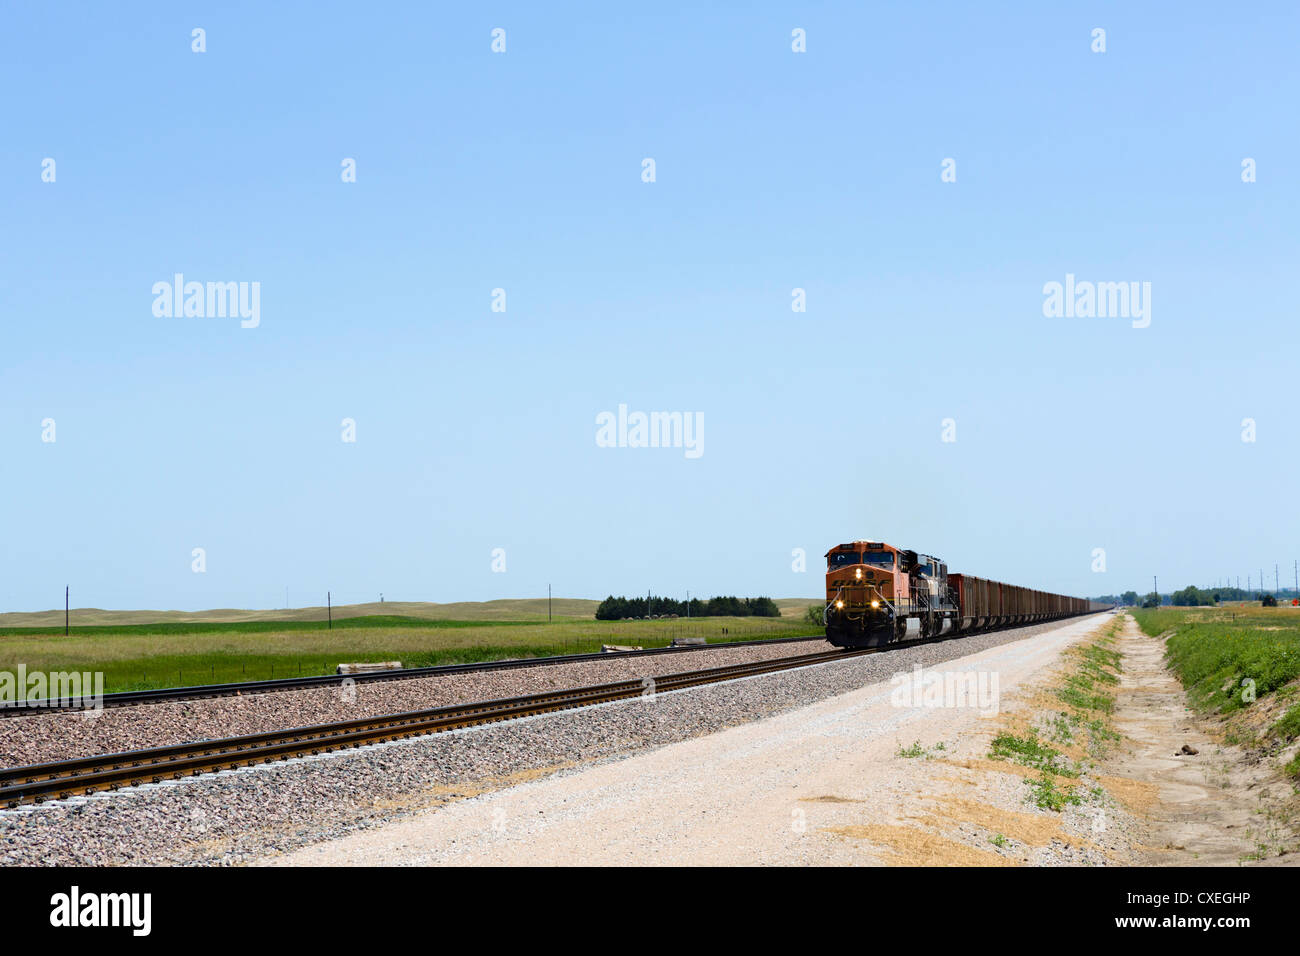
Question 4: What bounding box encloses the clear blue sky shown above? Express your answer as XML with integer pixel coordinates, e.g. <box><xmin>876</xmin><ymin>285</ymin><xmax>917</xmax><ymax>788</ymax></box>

<box><xmin>3</xmin><ymin>2</ymin><xmax>1297</xmax><ymax>612</ymax></box>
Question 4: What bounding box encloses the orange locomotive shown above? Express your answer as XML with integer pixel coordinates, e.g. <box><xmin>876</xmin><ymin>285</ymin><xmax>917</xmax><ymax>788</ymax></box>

<box><xmin>823</xmin><ymin>540</ymin><xmax>1104</xmax><ymax>648</ymax></box>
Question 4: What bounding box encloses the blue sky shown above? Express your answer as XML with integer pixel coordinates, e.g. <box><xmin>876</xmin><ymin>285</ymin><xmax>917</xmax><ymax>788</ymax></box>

<box><xmin>3</xmin><ymin>2</ymin><xmax>1298</xmax><ymax>612</ymax></box>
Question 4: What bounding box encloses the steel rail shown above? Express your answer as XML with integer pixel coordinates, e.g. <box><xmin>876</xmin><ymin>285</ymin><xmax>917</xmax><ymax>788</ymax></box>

<box><xmin>0</xmin><ymin>646</ymin><xmax>870</xmax><ymax>806</ymax></box>
<box><xmin>0</xmin><ymin>632</ymin><xmax>827</xmax><ymax>717</ymax></box>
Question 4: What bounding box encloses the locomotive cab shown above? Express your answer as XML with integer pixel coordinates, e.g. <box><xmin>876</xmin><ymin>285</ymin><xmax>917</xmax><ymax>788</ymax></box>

<box><xmin>824</xmin><ymin>541</ymin><xmax>958</xmax><ymax>648</ymax></box>
<box><xmin>824</xmin><ymin>541</ymin><xmax>905</xmax><ymax>647</ymax></box>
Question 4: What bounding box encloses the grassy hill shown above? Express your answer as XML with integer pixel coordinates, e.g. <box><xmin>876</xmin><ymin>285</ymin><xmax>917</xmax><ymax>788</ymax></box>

<box><xmin>775</xmin><ymin>598</ymin><xmax>821</xmax><ymax>618</ymax></box>
<box><xmin>0</xmin><ymin>596</ymin><xmax>824</xmax><ymax>629</ymax></box>
<box><xmin>0</xmin><ymin>598</ymin><xmax>601</xmax><ymax>629</ymax></box>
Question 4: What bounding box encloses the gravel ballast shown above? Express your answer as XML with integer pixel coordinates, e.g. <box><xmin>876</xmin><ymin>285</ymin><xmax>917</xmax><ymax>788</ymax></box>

<box><xmin>270</xmin><ymin>613</ymin><xmax>1132</xmax><ymax>866</ymax></box>
<box><xmin>0</xmin><ymin>638</ymin><xmax>826</xmax><ymax>769</ymax></box>
<box><xmin>0</xmin><ymin>618</ymin><xmax>1102</xmax><ymax>866</ymax></box>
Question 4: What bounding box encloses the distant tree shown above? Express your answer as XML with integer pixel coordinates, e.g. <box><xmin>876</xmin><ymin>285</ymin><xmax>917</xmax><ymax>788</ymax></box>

<box><xmin>595</xmin><ymin>596</ymin><xmax>624</xmax><ymax>620</ymax></box>
<box><xmin>1262</xmin><ymin>593</ymin><xmax>1278</xmax><ymax>607</ymax></box>
<box><xmin>597</xmin><ymin>595</ymin><xmax>779</xmax><ymax>620</ymax></box>
<box><xmin>1141</xmin><ymin>592</ymin><xmax>1160</xmax><ymax>609</ymax></box>
<box><xmin>805</xmin><ymin>604</ymin><xmax>825</xmax><ymax>626</ymax></box>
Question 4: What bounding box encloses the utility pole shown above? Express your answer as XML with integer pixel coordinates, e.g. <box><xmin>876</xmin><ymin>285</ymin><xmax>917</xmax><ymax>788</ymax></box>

<box><xmin>548</xmin><ymin>584</ymin><xmax>551</xmax><ymax>623</ymax></box>
<box><xmin>65</xmin><ymin>586</ymin><xmax>69</xmax><ymax>636</ymax></box>
<box><xmin>1153</xmin><ymin>575</ymin><xmax>1158</xmax><ymax>607</ymax></box>
<box><xmin>1275</xmin><ymin>564</ymin><xmax>1279</xmax><ymax>596</ymax></box>
<box><xmin>327</xmin><ymin>591</ymin><xmax>332</xmax><ymax>629</ymax></box>
<box><xmin>648</xmin><ymin>588</ymin><xmax>652</xmax><ymax>618</ymax></box>
<box><xmin>686</xmin><ymin>590</ymin><xmax>690</xmax><ymax>619</ymax></box>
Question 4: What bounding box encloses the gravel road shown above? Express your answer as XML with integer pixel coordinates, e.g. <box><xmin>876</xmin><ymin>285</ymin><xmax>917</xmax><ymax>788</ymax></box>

<box><xmin>0</xmin><ymin>617</ymin><xmax>1104</xmax><ymax>866</ymax></box>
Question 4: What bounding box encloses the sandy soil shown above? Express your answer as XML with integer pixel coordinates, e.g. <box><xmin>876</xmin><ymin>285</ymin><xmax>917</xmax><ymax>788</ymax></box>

<box><xmin>263</xmin><ymin>615</ymin><xmax>1116</xmax><ymax>866</ymax></box>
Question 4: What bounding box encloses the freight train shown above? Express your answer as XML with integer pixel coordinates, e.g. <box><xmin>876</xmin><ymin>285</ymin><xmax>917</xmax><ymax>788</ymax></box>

<box><xmin>823</xmin><ymin>540</ymin><xmax>1108</xmax><ymax>648</ymax></box>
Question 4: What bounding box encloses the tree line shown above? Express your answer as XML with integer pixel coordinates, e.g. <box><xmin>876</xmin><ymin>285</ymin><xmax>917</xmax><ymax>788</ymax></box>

<box><xmin>595</xmin><ymin>595</ymin><xmax>781</xmax><ymax>620</ymax></box>
<box><xmin>1090</xmin><ymin>586</ymin><xmax>1298</xmax><ymax>608</ymax></box>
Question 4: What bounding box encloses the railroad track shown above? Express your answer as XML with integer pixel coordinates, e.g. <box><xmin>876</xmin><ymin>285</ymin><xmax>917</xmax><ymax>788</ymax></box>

<box><xmin>0</xmin><ymin>644</ymin><xmax>874</xmax><ymax>807</ymax></box>
<box><xmin>0</xmin><ymin>633</ymin><xmax>827</xmax><ymax>717</ymax></box>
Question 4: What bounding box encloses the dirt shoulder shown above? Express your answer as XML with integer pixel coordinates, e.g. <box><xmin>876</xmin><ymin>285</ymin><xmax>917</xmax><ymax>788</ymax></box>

<box><xmin>1107</xmin><ymin>615</ymin><xmax>1299</xmax><ymax>865</ymax></box>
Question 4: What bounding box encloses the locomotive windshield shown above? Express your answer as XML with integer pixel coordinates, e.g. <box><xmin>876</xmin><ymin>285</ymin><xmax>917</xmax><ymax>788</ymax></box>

<box><xmin>828</xmin><ymin>551</ymin><xmax>894</xmax><ymax>569</ymax></box>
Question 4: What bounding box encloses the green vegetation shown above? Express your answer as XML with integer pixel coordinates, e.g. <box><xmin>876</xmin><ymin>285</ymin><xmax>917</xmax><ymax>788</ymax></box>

<box><xmin>989</xmin><ymin>731</ymin><xmax>1078</xmax><ymax>777</ymax></box>
<box><xmin>1083</xmin><ymin>715</ymin><xmax>1120</xmax><ymax>752</ymax></box>
<box><xmin>1275</xmin><ymin>705</ymin><xmax>1300</xmax><ymax>742</ymax></box>
<box><xmin>1051</xmin><ymin>641</ymin><xmax>1122</xmax><ymax>716</ymax></box>
<box><xmin>1168</xmin><ymin>585</ymin><xmax>1218</xmax><ymax>607</ymax></box>
<box><xmin>989</xmin><ymin>833</ymin><xmax>1008</xmax><ymax>848</ymax></box>
<box><xmin>1079</xmin><ymin>642</ymin><xmax>1122</xmax><ymax>679</ymax></box>
<box><xmin>1287</xmin><ymin>753</ymin><xmax>1300</xmax><ymax>780</ymax></box>
<box><xmin>0</xmin><ymin>615</ymin><xmax>521</xmax><ymax>639</ymax></box>
<box><xmin>1056</xmin><ymin>675</ymin><xmax>1114</xmax><ymax>714</ymax></box>
<box><xmin>896</xmin><ymin>740</ymin><xmax>946</xmax><ymax>759</ymax></box>
<box><xmin>1132</xmin><ymin>606</ymin><xmax>1300</xmax><ymax>715</ymax></box>
<box><xmin>1095</xmin><ymin>586</ymin><xmax>1300</xmax><ymax>607</ymax></box>
<box><xmin>594</xmin><ymin>595</ymin><xmax>780</xmax><ymax>620</ymax></box>
<box><xmin>1043</xmin><ymin>712</ymin><xmax>1075</xmax><ymax>744</ymax></box>
<box><xmin>1087</xmin><ymin>591</ymin><xmax>1138</xmax><ymax>606</ymax></box>
<box><xmin>0</xmin><ymin>613</ymin><xmax>821</xmax><ymax>698</ymax></box>
<box><xmin>1028</xmin><ymin>773</ymin><xmax>1082</xmax><ymax>812</ymax></box>
<box><xmin>989</xmin><ymin>616</ymin><xmax>1124</xmax><ymax>812</ymax></box>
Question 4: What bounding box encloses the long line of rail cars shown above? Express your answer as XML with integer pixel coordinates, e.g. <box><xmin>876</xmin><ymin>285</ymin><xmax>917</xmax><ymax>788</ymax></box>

<box><xmin>823</xmin><ymin>540</ymin><xmax>1108</xmax><ymax>648</ymax></box>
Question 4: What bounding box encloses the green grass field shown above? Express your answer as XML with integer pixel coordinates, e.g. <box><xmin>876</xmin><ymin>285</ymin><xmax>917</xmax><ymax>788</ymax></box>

<box><xmin>0</xmin><ymin>599</ymin><xmax>824</xmax><ymax>697</ymax></box>
<box><xmin>1132</xmin><ymin>606</ymin><xmax>1300</xmax><ymax>713</ymax></box>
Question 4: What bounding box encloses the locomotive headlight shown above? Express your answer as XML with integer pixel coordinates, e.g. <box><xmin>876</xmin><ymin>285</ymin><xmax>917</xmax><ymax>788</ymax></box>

<box><xmin>871</xmin><ymin>600</ymin><xmax>880</xmax><ymax>608</ymax></box>
<box><xmin>835</xmin><ymin>600</ymin><xmax>844</xmax><ymax>609</ymax></box>
<box><xmin>855</xmin><ymin>568</ymin><xmax>862</xmax><ymax>579</ymax></box>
